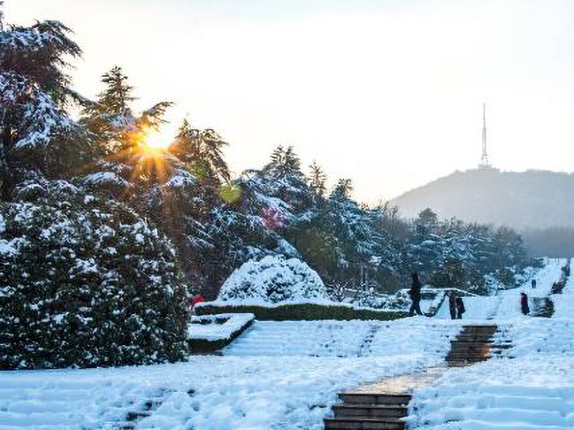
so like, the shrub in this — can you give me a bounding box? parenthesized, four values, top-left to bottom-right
(0, 178, 189, 369)
(196, 303, 408, 321)
(218, 255, 328, 303)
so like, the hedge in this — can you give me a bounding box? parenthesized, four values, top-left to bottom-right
(196, 303, 409, 321)
(188, 317, 254, 353)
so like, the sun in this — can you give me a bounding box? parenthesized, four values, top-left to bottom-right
(141, 129, 172, 152)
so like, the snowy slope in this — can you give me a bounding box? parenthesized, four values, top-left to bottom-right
(494, 258, 566, 320)
(409, 260, 574, 430)
(1, 259, 571, 430)
(433, 258, 566, 320)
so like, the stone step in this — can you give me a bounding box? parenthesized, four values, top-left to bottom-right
(338, 393, 411, 406)
(451, 346, 512, 351)
(457, 330, 496, 335)
(462, 325, 497, 328)
(446, 355, 491, 361)
(333, 405, 407, 419)
(454, 336, 495, 342)
(324, 417, 405, 430)
(449, 344, 512, 351)
(448, 351, 491, 357)
(126, 411, 151, 421)
(451, 340, 512, 345)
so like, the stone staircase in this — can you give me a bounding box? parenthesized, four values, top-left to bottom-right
(103, 388, 174, 430)
(446, 324, 511, 367)
(324, 393, 410, 430)
(324, 324, 514, 429)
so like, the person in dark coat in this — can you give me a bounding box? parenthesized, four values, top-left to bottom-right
(448, 291, 457, 320)
(455, 297, 465, 319)
(520, 292, 530, 315)
(531, 279, 537, 289)
(408, 273, 423, 316)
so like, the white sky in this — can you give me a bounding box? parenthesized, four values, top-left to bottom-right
(8, 0, 574, 202)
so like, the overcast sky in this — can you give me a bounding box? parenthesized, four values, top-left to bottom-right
(8, 0, 574, 202)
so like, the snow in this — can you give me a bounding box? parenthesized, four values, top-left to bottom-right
(433, 258, 566, 320)
(187, 313, 255, 341)
(225, 318, 459, 358)
(409, 258, 574, 430)
(0, 318, 458, 430)
(218, 255, 329, 304)
(2, 258, 573, 429)
(82, 172, 129, 188)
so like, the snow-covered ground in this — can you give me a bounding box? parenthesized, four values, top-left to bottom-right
(1, 259, 571, 430)
(434, 258, 567, 320)
(410, 259, 574, 430)
(0, 318, 459, 430)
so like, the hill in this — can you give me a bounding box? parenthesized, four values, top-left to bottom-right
(391, 168, 574, 256)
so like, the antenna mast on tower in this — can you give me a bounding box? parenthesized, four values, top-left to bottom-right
(479, 102, 490, 168)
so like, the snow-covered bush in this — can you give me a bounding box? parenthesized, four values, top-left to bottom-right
(0, 179, 189, 369)
(218, 255, 328, 303)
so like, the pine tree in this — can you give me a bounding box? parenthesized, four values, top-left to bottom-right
(0, 18, 85, 196)
(171, 118, 230, 185)
(331, 178, 354, 200)
(308, 161, 327, 196)
(0, 2, 4, 32)
(264, 145, 303, 177)
(81, 66, 172, 155)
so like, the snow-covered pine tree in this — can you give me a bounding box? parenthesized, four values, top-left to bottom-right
(0, 18, 86, 195)
(0, 175, 190, 369)
(80, 66, 172, 156)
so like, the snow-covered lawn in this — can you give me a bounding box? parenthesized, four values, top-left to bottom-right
(0, 318, 459, 430)
(409, 356, 574, 430)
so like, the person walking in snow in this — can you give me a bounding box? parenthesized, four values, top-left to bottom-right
(531, 279, 537, 289)
(455, 296, 465, 319)
(520, 292, 530, 315)
(448, 291, 457, 320)
(408, 272, 424, 316)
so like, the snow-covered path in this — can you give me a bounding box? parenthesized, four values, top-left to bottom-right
(410, 259, 574, 430)
(434, 258, 567, 320)
(494, 258, 566, 320)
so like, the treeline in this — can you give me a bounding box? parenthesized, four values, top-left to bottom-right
(0, 18, 531, 302)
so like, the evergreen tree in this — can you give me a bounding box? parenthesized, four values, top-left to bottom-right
(264, 145, 303, 177)
(308, 161, 327, 196)
(331, 178, 354, 200)
(0, 19, 85, 195)
(81, 66, 172, 155)
(171, 118, 231, 186)
(0, 175, 189, 369)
